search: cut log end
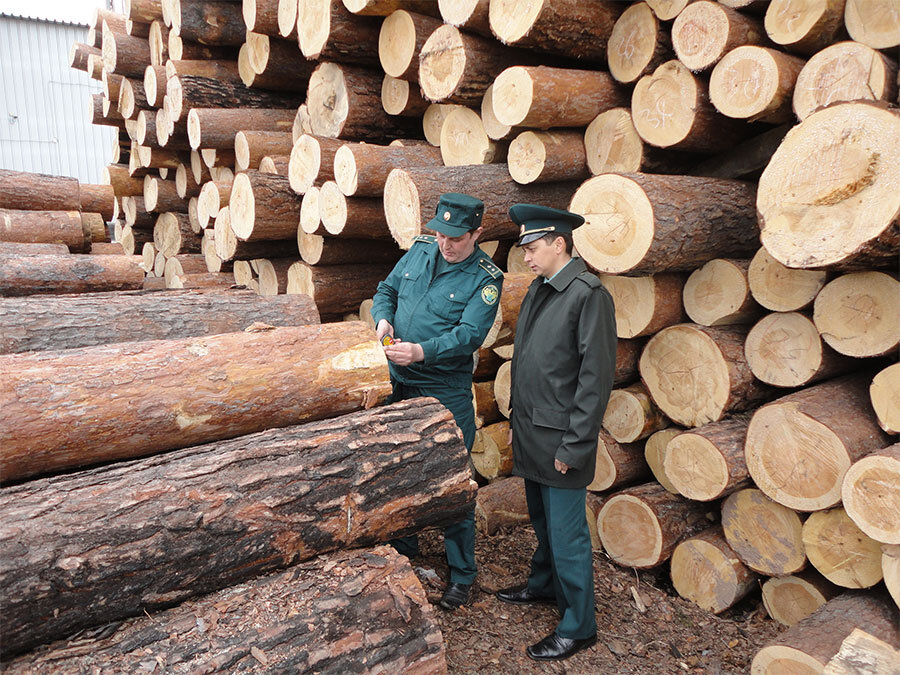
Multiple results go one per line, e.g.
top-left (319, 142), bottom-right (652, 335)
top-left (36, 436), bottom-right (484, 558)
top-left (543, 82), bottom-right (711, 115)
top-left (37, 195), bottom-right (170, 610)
top-left (802, 508), bottom-right (884, 588)
top-left (584, 108), bottom-right (644, 175)
top-left (745, 312), bottom-right (825, 388)
top-left (598, 494), bottom-right (663, 568)
top-left (683, 259), bottom-right (756, 326)
top-left (491, 66), bottom-right (533, 128)
top-left (378, 9), bottom-right (417, 79)
top-left (841, 444), bottom-right (900, 545)
top-left (440, 107), bottom-right (498, 167)
top-left (670, 528), bottom-right (757, 613)
top-left (383, 168), bottom-right (421, 249)
top-left (761, 573), bottom-right (837, 627)
top-left (870, 364), bottom-right (900, 435)
top-left (229, 172), bottom-right (255, 240)
top-left (631, 60), bottom-right (702, 149)
top-left (608, 2), bottom-right (663, 84)
top-left (300, 186), bottom-right (321, 234)
top-left (665, 433), bottom-right (729, 502)
top-left (644, 428), bottom-right (682, 494)
top-left (418, 24), bottom-right (467, 103)
top-left (289, 134), bottom-right (321, 195)
top-left (747, 246), bottom-right (827, 312)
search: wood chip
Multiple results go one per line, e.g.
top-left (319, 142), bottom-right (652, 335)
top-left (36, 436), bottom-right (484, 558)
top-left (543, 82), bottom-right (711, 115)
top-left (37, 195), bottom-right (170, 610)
top-left (631, 586), bottom-right (647, 613)
top-left (250, 646), bottom-right (268, 665)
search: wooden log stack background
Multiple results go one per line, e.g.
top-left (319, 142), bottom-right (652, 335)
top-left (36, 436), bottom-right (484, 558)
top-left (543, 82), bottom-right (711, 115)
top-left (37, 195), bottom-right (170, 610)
top-left (0, 0), bottom-right (898, 669)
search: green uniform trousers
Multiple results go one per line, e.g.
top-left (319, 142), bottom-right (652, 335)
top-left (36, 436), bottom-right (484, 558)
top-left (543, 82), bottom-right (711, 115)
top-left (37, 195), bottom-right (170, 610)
top-left (388, 381), bottom-right (477, 585)
top-left (524, 479), bottom-right (596, 639)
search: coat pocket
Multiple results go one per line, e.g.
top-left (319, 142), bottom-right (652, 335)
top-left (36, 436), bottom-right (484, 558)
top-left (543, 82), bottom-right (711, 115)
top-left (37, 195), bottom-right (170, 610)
top-left (428, 291), bottom-right (468, 323)
top-left (532, 407), bottom-right (569, 431)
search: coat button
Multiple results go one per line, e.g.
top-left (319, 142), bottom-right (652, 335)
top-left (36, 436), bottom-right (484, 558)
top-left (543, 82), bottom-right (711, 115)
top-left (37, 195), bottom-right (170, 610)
top-left (450, 293), bottom-right (454, 298)
top-left (404, 273), bottom-right (409, 277)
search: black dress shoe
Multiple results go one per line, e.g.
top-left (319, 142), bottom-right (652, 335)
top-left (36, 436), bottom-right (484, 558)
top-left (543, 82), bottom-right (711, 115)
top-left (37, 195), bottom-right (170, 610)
top-left (438, 582), bottom-right (470, 610)
top-left (526, 632), bottom-right (597, 661)
top-left (495, 584), bottom-right (556, 606)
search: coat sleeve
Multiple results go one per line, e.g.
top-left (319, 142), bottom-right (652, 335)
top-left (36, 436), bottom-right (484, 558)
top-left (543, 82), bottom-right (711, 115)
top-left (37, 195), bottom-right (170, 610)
top-left (370, 251), bottom-right (412, 328)
top-left (555, 286), bottom-right (617, 470)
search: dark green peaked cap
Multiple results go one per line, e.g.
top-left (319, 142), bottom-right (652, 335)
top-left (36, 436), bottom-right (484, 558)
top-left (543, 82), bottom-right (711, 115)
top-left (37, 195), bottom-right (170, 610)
top-left (509, 203), bottom-right (585, 246)
top-left (426, 193), bottom-right (485, 237)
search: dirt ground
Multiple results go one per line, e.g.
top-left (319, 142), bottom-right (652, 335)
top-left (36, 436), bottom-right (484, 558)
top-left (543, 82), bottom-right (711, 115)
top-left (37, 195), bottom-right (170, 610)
top-left (412, 526), bottom-right (784, 674)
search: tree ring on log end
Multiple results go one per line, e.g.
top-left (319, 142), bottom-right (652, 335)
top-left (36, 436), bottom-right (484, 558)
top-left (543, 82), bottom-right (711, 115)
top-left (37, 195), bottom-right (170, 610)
top-left (597, 495), bottom-right (663, 568)
top-left (747, 247), bottom-right (826, 312)
top-left (598, 274), bottom-right (656, 338)
top-left (745, 312), bottom-right (822, 387)
top-left (631, 60), bottom-right (699, 148)
top-left (670, 538), bottom-right (740, 612)
top-left (480, 83), bottom-right (513, 141)
top-left (289, 134), bottom-right (322, 195)
top-left (683, 259), bottom-right (750, 326)
top-left (419, 24), bottom-right (467, 102)
top-left (229, 172), bottom-right (255, 240)
top-left (802, 508), bottom-right (884, 588)
top-left (608, 2), bottom-right (660, 85)
top-left (508, 131), bottom-right (545, 184)
top-left (319, 181), bottom-right (347, 234)
top-left (761, 575), bottom-right (831, 627)
top-left (585, 108), bottom-right (643, 175)
top-left (602, 389), bottom-right (647, 444)
top-left (298, 0), bottom-right (331, 59)
top-left (186, 108), bottom-right (202, 149)
top-left (441, 107), bottom-right (496, 167)
top-left (307, 63), bottom-right (349, 138)
top-left (333, 145), bottom-right (359, 196)
top-left (299, 186), bottom-right (321, 234)
top-left (672, 1), bottom-right (730, 72)
top-left (709, 46), bottom-right (779, 120)
top-left (488, 0), bottom-right (543, 45)
top-left (665, 433), bottom-right (729, 501)
top-left (870, 363), bottom-right (900, 435)
top-left (383, 168), bottom-right (420, 249)
top-left (491, 66), bottom-right (533, 127)
top-left (842, 450), bottom-right (900, 545)
top-left (286, 260), bottom-right (312, 296)
top-left (844, 0), bottom-right (900, 50)
top-left (381, 74), bottom-right (411, 116)
top-left (646, 0), bottom-right (691, 22)
top-left (379, 10), bottom-right (417, 78)
top-left (587, 433), bottom-right (617, 491)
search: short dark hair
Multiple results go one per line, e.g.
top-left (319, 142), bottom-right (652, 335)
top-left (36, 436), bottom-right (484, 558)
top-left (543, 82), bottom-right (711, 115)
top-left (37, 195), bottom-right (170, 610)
top-left (539, 231), bottom-right (573, 255)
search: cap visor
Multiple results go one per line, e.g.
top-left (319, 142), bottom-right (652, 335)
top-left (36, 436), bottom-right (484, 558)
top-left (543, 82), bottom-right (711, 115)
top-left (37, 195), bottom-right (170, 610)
top-left (516, 232), bottom-right (546, 247)
top-left (427, 218), bottom-right (470, 237)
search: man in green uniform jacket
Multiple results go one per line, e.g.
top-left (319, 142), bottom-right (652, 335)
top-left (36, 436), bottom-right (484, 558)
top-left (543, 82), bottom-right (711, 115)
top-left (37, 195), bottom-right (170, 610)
top-left (371, 192), bottom-right (504, 610)
top-left (496, 204), bottom-right (617, 661)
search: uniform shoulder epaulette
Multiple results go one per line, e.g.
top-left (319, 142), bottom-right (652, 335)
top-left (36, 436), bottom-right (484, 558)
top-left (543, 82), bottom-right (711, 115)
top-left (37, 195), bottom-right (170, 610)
top-left (478, 257), bottom-right (502, 279)
top-left (576, 270), bottom-right (602, 288)
top-left (412, 234), bottom-right (437, 245)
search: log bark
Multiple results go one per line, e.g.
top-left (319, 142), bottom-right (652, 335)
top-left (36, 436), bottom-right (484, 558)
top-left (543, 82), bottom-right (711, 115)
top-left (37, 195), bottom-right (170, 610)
top-left (0, 169), bottom-right (81, 211)
top-left (824, 628), bottom-right (900, 675)
top-left (475, 476), bottom-right (529, 535)
top-left (343, 0), bottom-right (439, 16)
top-left (843, 0), bottom-right (900, 50)
top-left (235, 130), bottom-right (294, 172)
top-left (569, 173), bottom-right (758, 275)
top-left (480, 272), bottom-right (533, 349)
top-left (117, 77), bottom-right (150, 120)
top-left (763, 0), bottom-right (845, 55)
top-left (745, 374), bottom-right (892, 512)
top-left (254, 257), bottom-right (297, 295)
top-left (0, 254), bottom-right (144, 297)
top-left (599, 272), bottom-right (686, 338)
top-left (471, 420), bottom-right (511, 480)
top-left (747, 246), bottom-right (828, 312)
top-left (288, 133), bottom-right (342, 194)
top-left (122, 196), bottom-right (155, 228)
top-left (670, 526), bottom-right (758, 613)
top-left (643, 427), bottom-right (682, 494)
top-left (587, 430), bottom-right (649, 492)
top-left (127, 0), bottom-right (162, 23)
top-left (244, 0), bottom-right (279, 35)
top-left (83, 212), bottom-right (108, 244)
top-left (870, 363), bottom-right (900, 435)
top-left (601, 382), bottom-right (668, 445)
top-left (607, 2), bottom-right (672, 84)
top-left (69, 41), bottom-right (100, 71)
top-left (762, 570), bottom-right (840, 627)
top-left (167, 271), bottom-right (235, 289)
top-left (689, 122), bottom-right (792, 180)
top-left (286, 262), bottom-right (394, 316)
top-left (841, 443), bottom-right (900, 545)
top-left (319, 182), bottom-right (392, 237)
top-left (439, 107), bottom-right (508, 167)
top-left (0, 209), bottom-right (90, 252)
top-left (259, 154), bottom-right (290, 174)
top-left (378, 9), bottom-right (442, 82)
top-left (0, 322), bottom-right (390, 483)
top-left (672, 0), bottom-right (765, 72)
top-left (167, 75), bottom-right (303, 125)
top-left (438, 0), bottom-right (490, 37)
top-left (614, 338), bottom-right (641, 386)
top-left (596, 482), bottom-right (713, 569)
top-left (803, 508), bottom-right (884, 588)
top-left (0, 242), bottom-right (68, 256)
top-left (230, 170), bottom-right (303, 241)
top-left (187, 108), bottom-right (296, 150)
top-left (153, 212), bottom-right (202, 256)
top-left (297, 0), bottom-right (381, 65)
top-left (213, 208), bottom-right (294, 261)
top-left (144, 176), bottom-right (189, 213)
top-left (721, 487), bottom-right (807, 576)
top-left (297, 231), bottom-right (400, 266)
top-left (102, 25), bottom-right (152, 76)
top-left (243, 34), bottom-right (318, 92)
top-left (104, 163), bottom-right (145, 197)
top-left (172, 0), bottom-right (245, 45)
top-left (334, 140), bottom-right (442, 197)
top-left (0, 399), bottom-right (471, 657)
top-left (683, 258), bottom-right (761, 326)
top-left (639, 323), bottom-right (773, 427)
top-left (382, 73), bottom-right (430, 116)
top-left (508, 130), bottom-right (587, 185)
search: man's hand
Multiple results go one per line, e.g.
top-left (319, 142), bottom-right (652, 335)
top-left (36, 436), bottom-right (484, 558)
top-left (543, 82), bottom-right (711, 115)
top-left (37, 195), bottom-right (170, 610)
top-left (384, 340), bottom-right (424, 366)
top-left (375, 319), bottom-right (394, 342)
top-left (554, 458), bottom-right (570, 475)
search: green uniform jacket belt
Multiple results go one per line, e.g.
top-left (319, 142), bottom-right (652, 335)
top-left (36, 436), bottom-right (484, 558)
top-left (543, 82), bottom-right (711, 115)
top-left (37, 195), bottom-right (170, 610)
top-left (510, 257), bottom-right (617, 489)
top-left (371, 236), bottom-right (503, 389)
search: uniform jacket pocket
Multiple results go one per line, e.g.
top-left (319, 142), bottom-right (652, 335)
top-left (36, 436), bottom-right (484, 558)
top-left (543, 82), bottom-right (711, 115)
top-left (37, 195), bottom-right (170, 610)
top-left (532, 407), bottom-right (569, 431)
top-left (428, 292), bottom-right (467, 322)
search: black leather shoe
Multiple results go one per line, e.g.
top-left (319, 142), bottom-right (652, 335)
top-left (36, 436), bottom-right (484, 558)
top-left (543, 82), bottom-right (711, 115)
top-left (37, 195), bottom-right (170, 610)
top-left (495, 584), bottom-right (556, 606)
top-left (438, 582), bottom-right (470, 610)
top-left (526, 633), bottom-right (597, 661)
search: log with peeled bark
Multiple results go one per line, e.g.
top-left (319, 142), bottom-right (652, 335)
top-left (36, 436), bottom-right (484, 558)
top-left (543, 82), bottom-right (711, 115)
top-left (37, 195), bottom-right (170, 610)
top-left (601, 383), bottom-right (668, 445)
top-left (0, 398), bottom-right (471, 657)
top-left (803, 508), bottom-right (884, 588)
top-left (0, 169), bottom-right (81, 211)
top-left (596, 482), bottom-right (714, 569)
top-left (599, 272), bottom-right (685, 339)
top-left (672, 0), bottom-right (765, 72)
top-left (508, 130), bottom-right (587, 185)
top-left (153, 212), bottom-right (200, 256)
top-left (378, 9), bottom-right (442, 82)
top-left (472, 379), bottom-right (500, 429)
top-left (825, 628), bottom-right (900, 675)
top-left (747, 246), bottom-right (827, 312)
top-left (297, 0), bottom-right (380, 65)
top-left (334, 141), bottom-right (442, 197)
top-left (167, 75), bottom-right (303, 125)
top-left (758, 103), bottom-right (900, 270)
top-left (841, 443), bottom-right (900, 545)
top-left (569, 173), bottom-right (758, 275)
top-left (721, 487), bottom-right (807, 576)
top-left (843, 0), bottom-right (900, 49)
top-left (643, 427), bottom-right (681, 494)
top-left (439, 107), bottom-right (508, 167)
top-left (745, 374), bottom-right (892, 512)
top-left (762, 570), bottom-right (840, 627)
top-left (870, 363), bottom-right (900, 435)
top-left (382, 73), bottom-right (429, 116)
top-left (682, 258), bottom-right (761, 326)
top-left (101, 24), bottom-right (152, 76)
top-left (587, 430), bottom-right (649, 493)
top-left (286, 262), bottom-right (393, 316)
top-left (763, 0), bottom-right (845, 55)
top-left (492, 66), bottom-right (626, 130)
top-left (792, 42), bottom-right (897, 122)
top-left (813, 272), bottom-right (900, 358)
top-left (319, 182), bottom-right (392, 237)
top-left (298, 232), bottom-right (399, 267)
top-left (230, 170), bottom-right (304, 241)
top-left (639, 323), bottom-right (772, 427)
top-left (234, 130), bottom-right (293, 171)
top-left (488, 0), bottom-right (620, 62)
top-left (709, 46), bottom-right (806, 124)
top-left (670, 526), bottom-right (758, 613)
top-left (288, 133), bottom-right (341, 194)
top-left (607, 2), bottom-right (672, 85)
top-left (0, 242), bottom-right (68, 256)
top-left (745, 311), bottom-right (855, 388)
top-left (0, 253), bottom-right (144, 297)
top-left (171, 0), bottom-right (244, 45)
top-left (0, 322), bottom-right (390, 483)
top-left (664, 413), bottom-right (753, 502)
top-left (480, 272), bottom-right (533, 350)
top-left (471, 420), bottom-right (511, 480)
top-left (187, 108), bottom-right (296, 150)
top-left (5, 545), bottom-right (446, 673)
top-left (383, 164), bottom-right (576, 248)
top-left (475, 476), bottom-right (529, 535)
top-left (0, 209), bottom-right (90, 252)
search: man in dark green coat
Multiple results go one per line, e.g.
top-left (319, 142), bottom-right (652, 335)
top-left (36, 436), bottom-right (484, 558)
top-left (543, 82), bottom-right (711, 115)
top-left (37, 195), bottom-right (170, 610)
top-left (371, 192), bottom-right (504, 611)
top-left (496, 204), bottom-right (617, 661)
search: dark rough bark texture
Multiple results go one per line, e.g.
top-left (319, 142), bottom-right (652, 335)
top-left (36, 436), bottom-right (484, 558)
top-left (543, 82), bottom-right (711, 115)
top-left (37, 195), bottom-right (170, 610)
top-left (0, 169), bottom-right (81, 211)
top-left (177, 1), bottom-right (245, 45)
top-left (0, 398), bottom-right (474, 657)
top-left (0, 209), bottom-right (90, 252)
top-left (0, 254), bottom-right (144, 297)
top-left (174, 75), bottom-right (304, 116)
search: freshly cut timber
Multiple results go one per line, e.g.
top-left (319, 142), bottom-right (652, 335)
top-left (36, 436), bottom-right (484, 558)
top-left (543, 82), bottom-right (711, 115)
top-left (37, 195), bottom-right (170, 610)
top-left (118, 77), bottom-right (150, 119)
top-left (762, 571), bottom-right (839, 627)
top-left (488, 0), bottom-right (621, 62)
top-left (278, 0), bottom-right (299, 38)
top-left (104, 162), bottom-right (145, 196)
top-left (382, 73), bottom-right (429, 115)
top-left (298, 231), bottom-right (400, 266)
top-left (378, 9), bottom-right (443, 82)
top-left (885, 545), bottom-right (900, 611)
top-left (333, 141), bottom-right (442, 196)
top-left (286, 262), bottom-right (394, 316)
top-left (471, 420), bottom-right (511, 480)
top-left (747, 246), bottom-right (827, 312)
top-left (288, 133), bottom-right (342, 194)
top-left (757, 103), bottom-right (900, 270)
top-left (299, 186), bottom-right (322, 233)
top-left (235, 130), bottom-right (294, 171)
top-left (643, 427), bottom-right (682, 494)
top-left (745, 312), bottom-right (853, 388)
top-left (384, 164), bottom-right (576, 248)
top-left (4, 546), bottom-right (446, 674)
top-left (174, 162), bottom-right (201, 198)
top-left (187, 108), bottom-right (296, 150)
top-left (0, 243), bottom-right (68, 256)
top-left (683, 259), bottom-right (762, 326)
top-left (812, 272), bottom-right (900, 358)
top-left (126, 0), bottom-right (163, 23)
top-left (163, 254), bottom-right (223, 287)
top-left (613, 338), bottom-right (641, 387)
top-left (586, 492), bottom-right (605, 549)
top-left (422, 102), bottom-right (464, 145)
top-left (0, 254), bottom-right (144, 297)
top-left (745, 374), bottom-right (892, 512)
top-left (569, 173), bottom-right (758, 275)
top-left (119, 224), bottom-right (153, 255)
top-left (83, 213), bottom-right (108, 243)
top-left (343, 0), bottom-right (440, 15)
top-left (148, 19), bottom-right (168, 64)
top-left (586, 431), bottom-right (649, 493)
top-left (664, 413), bottom-right (752, 501)
top-left (439, 107), bottom-right (507, 167)
top-left (596, 482), bottom-right (713, 569)
top-left (153, 212), bottom-right (200, 256)
top-left (607, 2), bottom-right (672, 84)
top-left (645, 0), bottom-right (693, 21)
top-left (479, 272), bottom-right (533, 349)
top-left (672, 1), bottom-right (765, 72)
top-left (80, 183), bottom-right (116, 220)
top-left (144, 176), bottom-right (188, 213)
top-left (166, 75), bottom-right (303, 124)
top-left (213, 208), bottom-right (293, 261)
top-left (257, 257), bottom-right (299, 295)
top-left (243, 0), bottom-right (281, 35)
top-left (171, 0), bottom-right (244, 46)
top-left (475, 476), bottom-right (529, 535)
top-left (763, 0), bottom-right (846, 54)
top-left (584, 108), bottom-right (692, 176)
top-left (640, 323), bottom-right (772, 427)
top-left (843, 0), bottom-right (900, 50)
top-left (721, 488), bottom-right (807, 576)
top-left (507, 130), bottom-right (587, 185)
top-left (803, 508), bottom-right (884, 588)
top-left (709, 46), bottom-right (806, 124)
top-left (164, 57), bottom-right (242, 84)
top-left (631, 60), bottom-right (746, 153)
top-left (243, 37), bottom-right (318, 91)
top-left (297, 0), bottom-right (380, 65)
top-left (122, 196), bottom-right (154, 228)
top-left (319, 182), bottom-right (391, 237)
top-left (870, 363), bottom-right (900, 435)
top-left (0, 210), bottom-right (89, 252)
top-left (259, 155), bottom-right (290, 174)
top-left (670, 527), bottom-right (757, 613)
top-left (753, 592), bottom-right (899, 673)
top-left (494, 360), bottom-right (511, 417)
top-left (601, 382), bottom-right (668, 444)
top-left (792, 42), bottom-right (897, 121)
top-left (0, 322), bottom-right (390, 482)
top-left (842, 444), bottom-right (900, 545)
top-left (93, 243), bottom-right (128, 255)
top-left (471, 380), bottom-right (501, 428)
top-left (101, 25), bottom-right (152, 76)
top-left (491, 66), bottom-right (626, 129)
top-left (230, 170), bottom-right (304, 241)
top-left (69, 41), bottom-right (100, 71)
top-left (0, 169), bottom-right (81, 210)
top-left (0, 398), bottom-right (471, 656)
top-left (438, 0), bottom-right (490, 37)
top-left (480, 83), bottom-right (520, 142)
top-left (825, 629), bottom-right (900, 674)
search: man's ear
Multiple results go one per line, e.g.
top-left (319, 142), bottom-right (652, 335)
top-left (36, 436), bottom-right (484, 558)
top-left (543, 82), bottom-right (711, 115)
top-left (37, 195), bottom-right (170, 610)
top-left (471, 226), bottom-right (484, 242)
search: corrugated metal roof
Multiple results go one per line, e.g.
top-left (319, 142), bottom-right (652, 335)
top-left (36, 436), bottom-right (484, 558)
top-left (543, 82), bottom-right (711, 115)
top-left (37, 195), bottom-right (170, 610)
top-left (0, 0), bottom-right (122, 28)
top-left (0, 11), bottom-right (89, 27)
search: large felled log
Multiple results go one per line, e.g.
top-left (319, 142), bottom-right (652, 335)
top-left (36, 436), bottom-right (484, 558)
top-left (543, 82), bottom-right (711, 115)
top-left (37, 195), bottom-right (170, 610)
top-left (213, 209), bottom-right (292, 262)
top-left (119, 223), bottom-right (154, 255)
top-left (607, 2), bottom-right (672, 84)
top-left (601, 382), bottom-right (668, 445)
top-left (871, 363), bottom-right (900, 435)
top-left (243, 34), bottom-right (319, 92)
top-left (721, 488), bottom-right (807, 576)
top-left (803, 508), bottom-right (884, 589)
top-left (0, 209), bottom-right (90, 252)
top-left (472, 380), bottom-right (500, 428)
top-left (645, 0), bottom-right (693, 22)
top-left (842, 443), bottom-right (900, 545)
top-left (171, 0), bottom-right (244, 45)
top-left (0, 322), bottom-right (390, 482)
top-left (439, 107), bottom-right (507, 167)
top-left (144, 176), bottom-right (189, 213)
top-left (569, 173), bottom-right (758, 275)
top-left (824, 628), bottom-right (900, 675)
top-left (0, 242), bottom-right (69, 256)
top-left (80, 183), bottom-right (116, 220)
top-left (600, 273), bottom-right (685, 339)
top-left (234, 130), bottom-right (294, 172)
top-left (187, 108), bottom-right (296, 150)
top-left (471, 420), bottom-right (511, 480)
top-left (197, 178), bottom-right (232, 227)
top-left (104, 162), bottom-right (145, 196)
top-left (670, 526), bottom-right (758, 613)
top-left (69, 41), bottom-right (100, 71)
top-left (0, 398), bottom-right (471, 656)
top-left (0, 254), bottom-right (144, 297)
top-left (643, 427), bottom-right (681, 494)
top-left (672, 0), bottom-right (765, 72)
top-left (758, 103), bottom-right (900, 270)
top-left (747, 246), bottom-right (827, 312)
top-left (297, 0), bottom-right (380, 65)
top-left (379, 9), bottom-right (442, 82)
top-left (683, 258), bottom-right (762, 326)
top-left (343, 0), bottom-right (439, 16)
top-left (288, 133), bottom-right (340, 194)
top-left (334, 141), bottom-right (442, 196)
top-left (763, 0), bottom-right (846, 55)
top-left (597, 482), bottom-right (713, 569)
top-left (885, 545), bottom-right (900, 611)
top-left (762, 570), bottom-right (840, 627)
top-left (813, 272), bottom-right (900, 358)
top-left (230, 170), bottom-right (304, 241)
top-left (475, 476), bottom-right (529, 535)
top-left (153, 212), bottom-right (202, 256)
top-left (639, 323), bottom-right (772, 427)
top-left (102, 24), bottom-right (152, 76)
top-left (319, 182), bottom-right (392, 237)
top-left (584, 108), bottom-right (692, 177)
top-left (167, 75), bottom-right (303, 125)
top-left (507, 130), bottom-right (587, 185)
top-left (0, 169), bottom-right (81, 211)
top-left (587, 430), bottom-right (649, 492)
top-left (745, 374), bottom-right (892, 512)
top-left (298, 231), bottom-right (400, 266)
top-left (286, 262), bottom-right (393, 316)
top-left (382, 73), bottom-right (429, 116)
top-left (843, 0), bottom-right (900, 50)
